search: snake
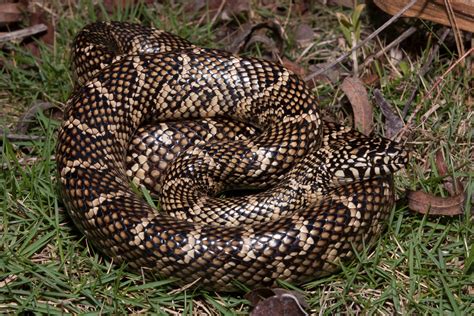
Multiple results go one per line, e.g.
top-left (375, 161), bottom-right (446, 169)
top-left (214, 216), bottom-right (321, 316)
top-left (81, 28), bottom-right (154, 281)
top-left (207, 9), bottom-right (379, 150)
top-left (56, 21), bottom-right (408, 291)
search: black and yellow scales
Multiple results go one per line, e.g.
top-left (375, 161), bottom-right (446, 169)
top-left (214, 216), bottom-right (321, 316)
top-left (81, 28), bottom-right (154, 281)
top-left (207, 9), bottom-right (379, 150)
top-left (56, 21), bottom-right (408, 291)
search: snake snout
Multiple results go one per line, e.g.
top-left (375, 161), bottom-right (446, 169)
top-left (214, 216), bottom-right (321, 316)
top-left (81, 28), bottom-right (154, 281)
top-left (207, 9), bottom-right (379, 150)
top-left (384, 142), bottom-right (409, 171)
top-left (346, 137), bottom-right (408, 179)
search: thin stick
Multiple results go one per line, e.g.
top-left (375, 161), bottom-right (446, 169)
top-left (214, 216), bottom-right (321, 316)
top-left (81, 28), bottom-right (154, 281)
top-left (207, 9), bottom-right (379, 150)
top-left (15, 101), bottom-right (57, 134)
top-left (0, 24), bottom-right (48, 43)
top-left (209, 0), bottom-right (227, 28)
top-left (360, 26), bottom-right (417, 69)
top-left (2, 132), bottom-right (45, 141)
top-left (304, 0), bottom-right (418, 82)
top-left (444, 0), bottom-right (465, 59)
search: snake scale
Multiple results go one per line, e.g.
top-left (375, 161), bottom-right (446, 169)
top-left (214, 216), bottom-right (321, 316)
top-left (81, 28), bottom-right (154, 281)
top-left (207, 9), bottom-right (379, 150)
top-left (57, 21), bottom-right (408, 291)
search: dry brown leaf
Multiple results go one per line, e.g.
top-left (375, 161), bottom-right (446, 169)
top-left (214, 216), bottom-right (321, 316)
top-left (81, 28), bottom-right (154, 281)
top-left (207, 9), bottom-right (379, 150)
top-left (293, 1), bottom-right (312, 15)
top-left (245, 34), bottom-right (280, 57)
top-left (103, 0), bottom-right (154, 13)
top-left (325, 0), bottom-right (356, 8)
top-left (0, 3), bottom-right (24, 25)
top-left (407, 190), bottom-right (465, 216)
top-left (443, 181), bottom-right (466, 198)
top-left (28, 12), bottom-right (54, 45)
top-left (361, 72), bottom-right (380, 87)
top-left (435, 149), bottom-right (449, 177)
top-left (245, 288), bottom-right (276, 306)
top-left (341, 77), bottom-right (373, 135)
top-left (305, 62), bottom-right (343, 88)
top-left (434, 149), bottom-right (465, 196)
top-left (374, 0), bottom-right (474, 33)
top-left (260, 0), bottom-right (310, 15)
top-left (282, 58), bottom-right (306, 77)
top-left (183, 0), bottom-right (206, 13)
top-left (245, 288), bottom-right (309, 316)
top-left (103, 0), bottom-right (133, 13)
top-left (221, 0), bottom-right (250, 20)
top-left (228, 21), bottom-right (285, 56)
top-left (373, 89), bottom-right (404, 139)
top-left (185, 0), bottom-right (249, 23)
top-left (24, 12), bottom-right (53, 57)
top-left (410, 149), bottom-right (465, 216)
top-left (294, 23), bottom-right (314, 47)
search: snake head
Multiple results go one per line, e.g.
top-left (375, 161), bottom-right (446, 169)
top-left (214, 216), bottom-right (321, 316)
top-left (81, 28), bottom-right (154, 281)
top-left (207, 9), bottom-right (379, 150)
top-left (383, 140), bottom-right (409, 171)
top-left (351, 137), bottom-right (409, 180)
top-left (322, 134), bottom-right (409, 186)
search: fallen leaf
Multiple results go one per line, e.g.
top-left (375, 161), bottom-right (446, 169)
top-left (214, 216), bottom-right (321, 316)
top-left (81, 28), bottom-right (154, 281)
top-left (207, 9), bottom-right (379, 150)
top-left (103, 0), bottom-right (130, 13)
top-left (185, 0), bottom-right (249, 24)
top-left (374, 0), bottom-right (474, 33)
top-left (183, 0), bottom-right (207, 13)
top-left (103, 0), bottom-right (154, 13)
top-left (341, 77), bottom-right (373, 135)
top-left (373, 89), bottom-right (404, 139)
top-left (361, 72), bottom-right (380, 87)
top-left (293, 1), bottom-right (312, 15)
top-left (305, 62), bottom-right (343, 88)
top-left (227, 20), bottom-right (285, 56)
top-left (245, 288), bottom-right (276, 306)
top-left (226, 22), bottom-right (252, 52)
top-left (435, 149), bottom-right (448, 176)
top-left (325, 0), bottom-right (356, 8)
top-left (245, 33), bottom-right (280, 58)
top-left (443, 181), bottom-right (466, 198)
top-left (28, 12), bottom-right (54, 46)
top-left (281, 58), bottom-right (306, 77)
top-left (0, 3), bottom-right (24, 25)
top-left (407, 190), bottom-right (464, 216)
top-left (434, 149), bottom-right (465, 196)
top-left (221, 0), bottom-right (250, 20)
top-left (245, 288), bottom-right (309, 316)
top-left (294, 23), bottom-right (314, 47)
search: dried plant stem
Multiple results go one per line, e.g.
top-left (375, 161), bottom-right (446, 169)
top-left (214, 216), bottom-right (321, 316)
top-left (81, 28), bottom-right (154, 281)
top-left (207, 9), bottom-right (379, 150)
top-left (0, 24), bottom-right (47, 43)
top-left (360, 26), bottom-right (417, 69)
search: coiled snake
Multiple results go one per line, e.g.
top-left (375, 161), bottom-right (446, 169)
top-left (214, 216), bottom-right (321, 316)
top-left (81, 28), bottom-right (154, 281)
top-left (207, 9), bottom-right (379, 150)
top-left (57, 22), bottom-right (408, 291)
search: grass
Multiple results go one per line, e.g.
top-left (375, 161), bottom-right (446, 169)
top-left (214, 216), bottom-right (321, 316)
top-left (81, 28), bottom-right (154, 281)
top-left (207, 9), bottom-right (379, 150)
top-left (1, 0), bottom-right (472, 314)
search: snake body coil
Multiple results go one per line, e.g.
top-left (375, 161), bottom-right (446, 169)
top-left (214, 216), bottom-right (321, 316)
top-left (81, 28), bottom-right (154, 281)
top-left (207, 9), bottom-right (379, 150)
top-left (57, 22), bottom-right (408, 291)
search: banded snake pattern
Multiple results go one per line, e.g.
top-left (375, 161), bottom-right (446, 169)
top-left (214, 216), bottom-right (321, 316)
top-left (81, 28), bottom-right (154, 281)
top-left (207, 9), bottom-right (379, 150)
top-left (56, 21), bottom-right (408, 291)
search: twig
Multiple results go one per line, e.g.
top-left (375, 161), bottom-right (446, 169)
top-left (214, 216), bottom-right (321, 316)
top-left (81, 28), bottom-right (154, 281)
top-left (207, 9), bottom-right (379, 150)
top-left (209, 0), bottom-right (227, 27)
top-left (360, 26), bottom-right (417, 69)
top-left (15, 101), bottom-right (58, 134)
top-left (2, 132), bottom-right (46, 141)
top-left (0, 24), bottom-right (48, 43)
top-left (197, 0), bottom-right (226, 27)
top-left (304, 0), bottom-right (418, 82)
top-left (396, 47), bottom-right (474, 142)
top-left (351, 31), bottom-right (359, 77)
top-left (444, 0), bottom-right (465, 60)
top-left (374, 89), bottom-right (404, 139)
top-left (1, 155), bottom-right (55, 169)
